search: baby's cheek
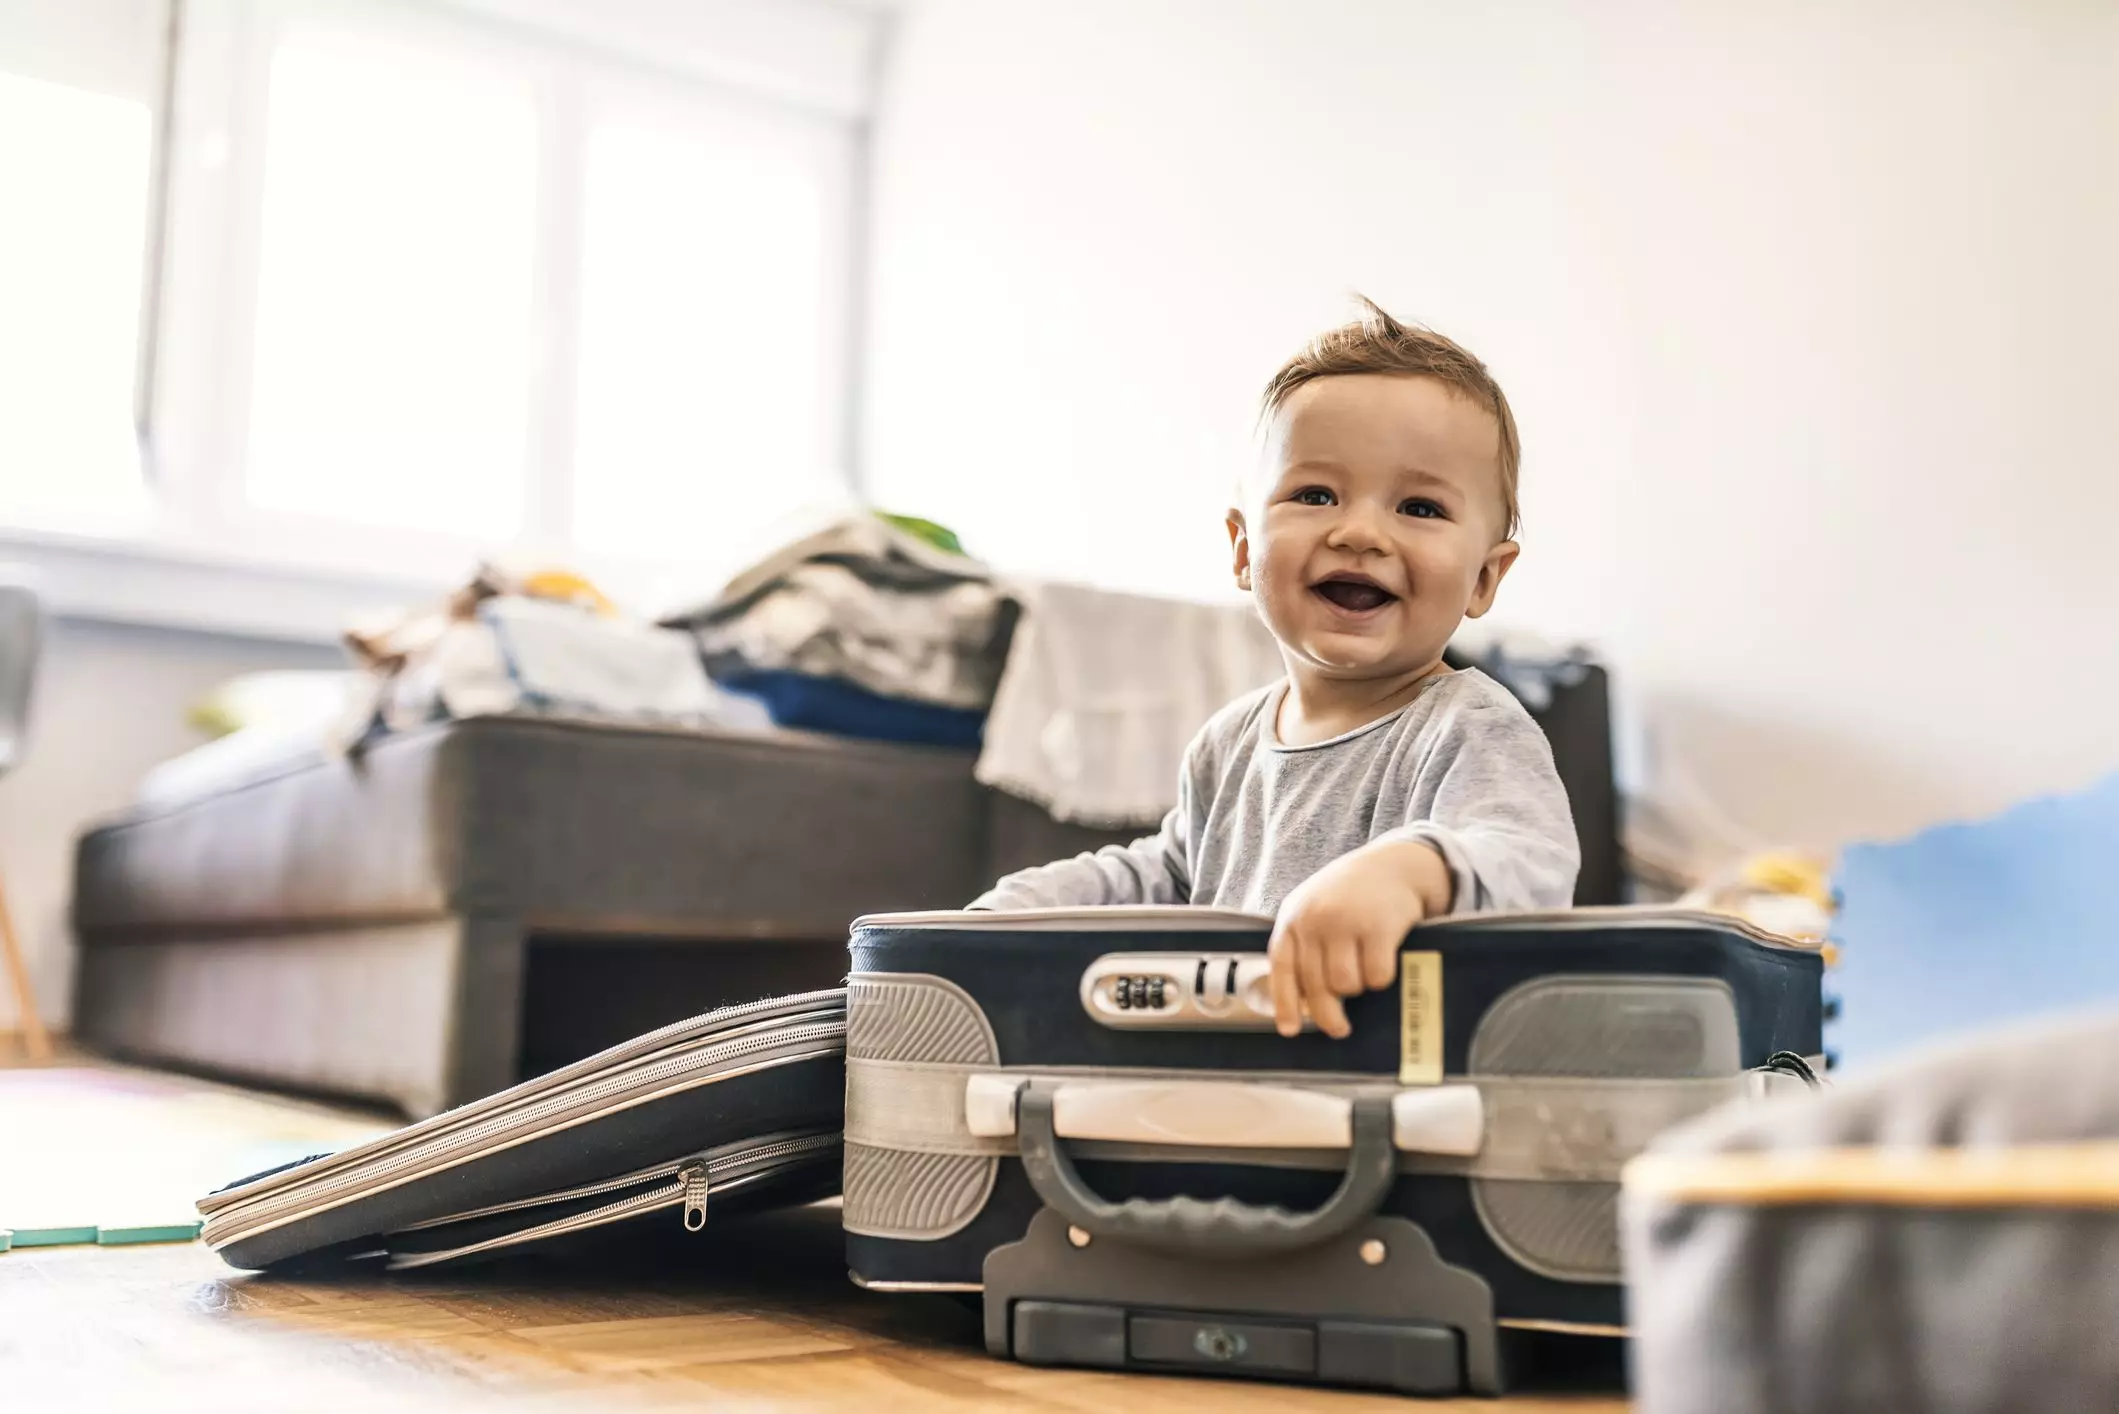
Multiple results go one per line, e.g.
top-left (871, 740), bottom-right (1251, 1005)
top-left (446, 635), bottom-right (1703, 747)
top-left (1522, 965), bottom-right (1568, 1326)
top-left (1254, 550), bottom-right (1308, 604)
top-left (1411, 540), bottom-right (1482, 598)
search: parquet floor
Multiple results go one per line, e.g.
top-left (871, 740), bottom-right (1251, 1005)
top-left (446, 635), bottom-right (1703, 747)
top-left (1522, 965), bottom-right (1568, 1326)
top-left (1, 1205), bottom-right (1626, 1413)
top-left (0, 1047), bottom-right (1626, 1412)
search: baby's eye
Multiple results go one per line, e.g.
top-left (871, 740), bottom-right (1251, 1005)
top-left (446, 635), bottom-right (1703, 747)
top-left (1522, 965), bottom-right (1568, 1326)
top-left (1291, 486), bottom-right (1336, 507)
top-left (1399, 497), bottom-right (1445, 519)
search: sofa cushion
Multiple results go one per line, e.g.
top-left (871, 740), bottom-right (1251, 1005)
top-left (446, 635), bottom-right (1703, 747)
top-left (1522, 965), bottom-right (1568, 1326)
top-left (75, 716), bottom-right (991, 940)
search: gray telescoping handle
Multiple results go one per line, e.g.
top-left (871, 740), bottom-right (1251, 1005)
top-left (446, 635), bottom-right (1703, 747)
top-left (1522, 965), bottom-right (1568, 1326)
top-left (1015, 1086), bottom-right (1397, 1259)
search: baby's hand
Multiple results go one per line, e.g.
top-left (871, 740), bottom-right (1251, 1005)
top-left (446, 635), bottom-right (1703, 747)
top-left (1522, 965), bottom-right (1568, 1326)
top-left (1267, 838), bottom-right (1454, 1038)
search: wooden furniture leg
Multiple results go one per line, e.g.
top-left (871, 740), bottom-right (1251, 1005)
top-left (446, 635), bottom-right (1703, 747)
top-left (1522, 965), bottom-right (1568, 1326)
top-left (0, 864), bottom-right (52, 1062)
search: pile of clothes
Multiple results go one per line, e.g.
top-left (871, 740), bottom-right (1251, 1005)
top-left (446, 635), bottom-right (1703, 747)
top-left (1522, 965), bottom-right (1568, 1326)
top-left (663, 510), bottom-right (1288, 830)
top-left (659, 513), bottom-right (1017, 750)
top-left (336, 563), bottom-right (770, 751)
top-left (304, 512), bottom-right (1286, 838)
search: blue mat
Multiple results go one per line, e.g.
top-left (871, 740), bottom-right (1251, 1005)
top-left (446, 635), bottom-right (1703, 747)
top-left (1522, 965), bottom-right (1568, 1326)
top-left (1832, 770), bottom-right (2119, 1071)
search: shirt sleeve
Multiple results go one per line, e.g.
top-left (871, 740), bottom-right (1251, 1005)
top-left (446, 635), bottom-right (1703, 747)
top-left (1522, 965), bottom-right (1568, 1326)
top-left (1382, 700), bottom-right (1581, 914)
top-left (967, 805), bottom-right (1192, 910)
top-left (967, 731), bottom-right (1206, 910)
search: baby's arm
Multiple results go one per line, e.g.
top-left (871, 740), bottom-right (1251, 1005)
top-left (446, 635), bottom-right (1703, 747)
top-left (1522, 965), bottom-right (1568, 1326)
top-left (1268, 700), bottom-right (1579, 1036)
top-left (1378, 699), bottom-right (1580, 913)
top-left (969, 722), bottom-right (1215, 911)
top-left (969, 802), bottom-right (1191, 909)
top-left (1267, 836), bottom-right (1452, 1037)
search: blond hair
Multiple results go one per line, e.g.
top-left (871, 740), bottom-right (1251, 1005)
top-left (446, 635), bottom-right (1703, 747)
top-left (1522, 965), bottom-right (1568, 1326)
top-left (1260, 296), bottom-right (1521, 538)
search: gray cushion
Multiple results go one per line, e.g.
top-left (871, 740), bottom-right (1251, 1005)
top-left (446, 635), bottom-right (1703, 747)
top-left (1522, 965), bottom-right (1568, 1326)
top-left (75, 716), bottom-right (993, 940)
top-left (1623, 1009), bottom-right (2119, 1414)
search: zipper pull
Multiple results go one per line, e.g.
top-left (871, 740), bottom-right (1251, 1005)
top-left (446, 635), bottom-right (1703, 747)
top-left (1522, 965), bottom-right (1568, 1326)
top-left (679, 1162), bottom-right (709, 1232)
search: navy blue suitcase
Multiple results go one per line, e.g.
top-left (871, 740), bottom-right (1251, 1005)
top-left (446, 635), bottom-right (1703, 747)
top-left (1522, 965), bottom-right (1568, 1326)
top-left (842, 906), bottom-right (1823, 1396)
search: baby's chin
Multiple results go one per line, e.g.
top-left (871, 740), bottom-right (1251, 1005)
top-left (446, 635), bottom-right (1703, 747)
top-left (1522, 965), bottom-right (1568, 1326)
top-left (1293, 634), bottom-right (1433, 678)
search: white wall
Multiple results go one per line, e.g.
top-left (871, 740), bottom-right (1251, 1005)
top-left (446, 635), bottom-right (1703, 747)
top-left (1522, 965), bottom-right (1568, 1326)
top-left (0, 620), bottom-right (340, 1034)
top-left (862, 0), bottom-right (2119, 858)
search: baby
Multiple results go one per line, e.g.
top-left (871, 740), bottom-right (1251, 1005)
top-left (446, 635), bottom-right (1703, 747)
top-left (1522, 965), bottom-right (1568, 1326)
top-left (972, 298), bottom-right (1578, 1038)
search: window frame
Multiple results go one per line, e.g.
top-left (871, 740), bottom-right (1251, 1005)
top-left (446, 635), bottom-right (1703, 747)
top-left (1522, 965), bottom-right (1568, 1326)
top-left (0, 0), bottom-right (873, 640)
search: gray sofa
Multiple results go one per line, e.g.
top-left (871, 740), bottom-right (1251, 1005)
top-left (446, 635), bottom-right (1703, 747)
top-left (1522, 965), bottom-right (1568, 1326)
top-left (72, 662), bottom-right (1620, 1118)
top-left (72, 717), bottom-right (1120, 1116)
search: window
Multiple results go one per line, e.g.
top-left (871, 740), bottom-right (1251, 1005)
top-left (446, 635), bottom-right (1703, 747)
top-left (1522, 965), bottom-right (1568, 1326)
top-left (0, 72), bottom-right (152, 528)
top-left (243, 27), bottom-right (538, 541)
top-left (0, 0), bottom-right (873, 626)
top-left (201, 2), bottom-right (862, 591)
top-left (571, 111), bottom-right (834, 568)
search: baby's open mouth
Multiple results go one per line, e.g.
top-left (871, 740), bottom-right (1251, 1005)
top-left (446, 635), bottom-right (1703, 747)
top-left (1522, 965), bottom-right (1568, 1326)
top-left (1311, 573), bottom-right (1399, 613)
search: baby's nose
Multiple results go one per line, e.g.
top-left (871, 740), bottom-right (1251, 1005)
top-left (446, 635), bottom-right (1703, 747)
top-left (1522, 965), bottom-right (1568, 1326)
top-left (1328, 501), bottom-right (1392, 547)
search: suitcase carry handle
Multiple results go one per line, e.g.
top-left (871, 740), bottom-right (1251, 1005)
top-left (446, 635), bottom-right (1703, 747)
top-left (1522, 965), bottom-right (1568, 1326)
top-left (1016, 1086), bottom-right (1397, 1258)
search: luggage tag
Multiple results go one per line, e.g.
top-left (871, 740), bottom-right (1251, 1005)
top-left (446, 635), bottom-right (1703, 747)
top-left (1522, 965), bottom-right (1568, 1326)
top-left (1399, 951), bottom-right (1443, 1085)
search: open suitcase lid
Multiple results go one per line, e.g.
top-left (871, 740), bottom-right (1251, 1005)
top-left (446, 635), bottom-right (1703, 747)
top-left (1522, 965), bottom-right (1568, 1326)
top-left (195, 989), bottom-right (846, 1264)
top-left (852, 903), bottom-right (1819, 952)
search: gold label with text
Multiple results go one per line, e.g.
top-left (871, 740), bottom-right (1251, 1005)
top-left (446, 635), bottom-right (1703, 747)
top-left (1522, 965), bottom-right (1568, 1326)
top-left (1399, 951), bottom-right (1443, 1086)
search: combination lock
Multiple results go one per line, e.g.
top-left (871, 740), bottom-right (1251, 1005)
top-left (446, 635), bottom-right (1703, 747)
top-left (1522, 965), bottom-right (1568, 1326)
top-left (1111, 975), bottom-right (1170, 1010)
top-left (1078, 952), bottom-right (1299, 1031)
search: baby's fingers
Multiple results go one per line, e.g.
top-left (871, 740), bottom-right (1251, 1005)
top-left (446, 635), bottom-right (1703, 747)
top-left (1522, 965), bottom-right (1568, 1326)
top-left (1360, 927), bottom-right (1400, 991)
top-left (1267, 924), bottom-right (1304, 1037)
top-left (1297, 938), bottom-right (1351, 1039)
top-left (1324, 931), bottom-right (1364, 996)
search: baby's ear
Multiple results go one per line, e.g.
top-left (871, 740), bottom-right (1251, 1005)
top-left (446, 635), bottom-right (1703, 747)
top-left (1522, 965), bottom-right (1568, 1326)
top-left (1465, 539), bottom-right (1520, 619)
top-left (1226, 509), bottom-right (1252, 591)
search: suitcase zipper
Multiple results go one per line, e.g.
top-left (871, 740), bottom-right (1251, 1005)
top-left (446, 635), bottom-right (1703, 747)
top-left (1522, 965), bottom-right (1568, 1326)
top-left (199, 1020), bottom-right (845, 1247)
top-left (200, 1000), bottom-right (843, 1212)
top-left (382, 1131), bottom-right (840, 1271)
top-left (387, 1176), bottom-right (693, 1270)
top-left (199, 992), bottom-right (845, 1214)
top-left (388, 1130), bottom-right (841, 1234)
top-left (679, 1161), bottom-right (709, 1232)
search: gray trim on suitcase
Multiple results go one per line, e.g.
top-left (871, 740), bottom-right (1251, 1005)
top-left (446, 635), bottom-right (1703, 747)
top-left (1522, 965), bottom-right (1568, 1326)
top-left (843, 1056), bottom-right (1756, 1180)
top-left (1465, 973), bottom-right (1740, 1279)
top-left (842, 1143), bottom-right (998, 1240)
top-left (1472, 1179), bottom-right (1623, 1283)
top-left (843, 973), bottom-right (1002, 1240)
top-left (1471, 974), bottom-right (1740, 1078)
top-left (845, 972), bottom-right (998, 1066)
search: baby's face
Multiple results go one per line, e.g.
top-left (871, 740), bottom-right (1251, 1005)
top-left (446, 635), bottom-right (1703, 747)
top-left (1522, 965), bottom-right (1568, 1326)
top-left (1231, 374), bottom-right (1517, 685)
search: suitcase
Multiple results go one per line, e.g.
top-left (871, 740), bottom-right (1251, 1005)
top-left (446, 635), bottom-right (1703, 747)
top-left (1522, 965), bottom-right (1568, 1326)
top-left (199, 990), bottom-right (846, 1272)
top-left (842, 906), bottom-right (1823, 1396)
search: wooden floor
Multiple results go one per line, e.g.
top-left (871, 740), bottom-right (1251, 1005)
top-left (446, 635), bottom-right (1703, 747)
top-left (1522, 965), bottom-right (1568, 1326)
top-left (0, 1204), bottom-right (1625, 1413)
top-left (0, 1044), bottom-right (1626, 1411)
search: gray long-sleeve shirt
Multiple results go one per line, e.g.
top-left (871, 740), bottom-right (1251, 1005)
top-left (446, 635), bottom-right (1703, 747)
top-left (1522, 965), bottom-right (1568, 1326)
top-left (970, 668), bottom-right (1579, 916)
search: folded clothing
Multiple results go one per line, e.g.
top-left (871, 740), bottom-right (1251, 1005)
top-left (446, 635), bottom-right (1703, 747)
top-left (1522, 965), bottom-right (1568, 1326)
top-left (1623, 1007), bottom-right (2119, 1414)
top-left (664, 513), bottom-right (1016, 715)
top-left (976, 580), bottom-right (1284, 830)
top-left (720, 669), bottom-right (987, 749)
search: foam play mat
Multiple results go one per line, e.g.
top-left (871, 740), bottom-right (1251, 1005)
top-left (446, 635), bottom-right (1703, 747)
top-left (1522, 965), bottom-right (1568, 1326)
top-left (1833, 770), bottom-right (2119, 1070)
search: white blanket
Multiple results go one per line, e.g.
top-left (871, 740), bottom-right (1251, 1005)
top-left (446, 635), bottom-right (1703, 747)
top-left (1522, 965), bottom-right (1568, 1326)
top-left (976, 582), bottom-right (1284, 830)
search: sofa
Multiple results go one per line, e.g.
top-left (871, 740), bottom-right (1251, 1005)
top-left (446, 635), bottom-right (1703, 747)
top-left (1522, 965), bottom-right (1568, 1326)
top-left (72, 662), bottom-right (1620, 1117)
